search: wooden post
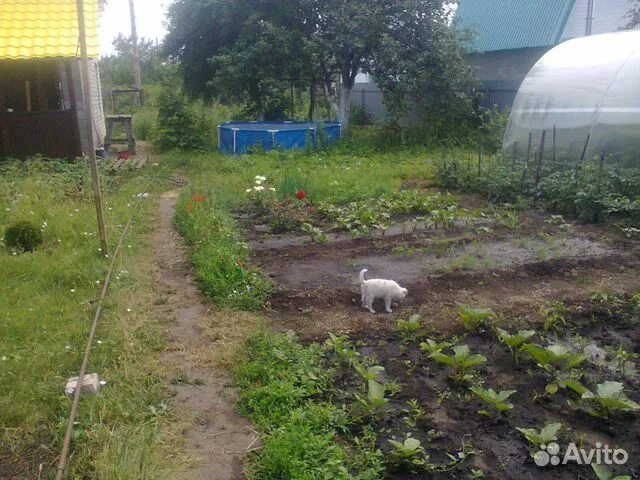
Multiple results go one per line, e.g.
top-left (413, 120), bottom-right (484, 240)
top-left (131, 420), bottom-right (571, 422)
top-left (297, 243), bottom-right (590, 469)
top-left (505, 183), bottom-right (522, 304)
top-left (25, 81), bottom-right (32, 112)
top-left (76, 0), bottom-right (109, 259)
top-left (576, 133), bottom-right (591, 187)
top-left (535, 130), bottom-right (546, 187)
top-left (523, 132), bottom-right (532, 181)
top-left (552, 124), bottom-right (556, 166)
top-left (129, 0), bottom-right (143, 106)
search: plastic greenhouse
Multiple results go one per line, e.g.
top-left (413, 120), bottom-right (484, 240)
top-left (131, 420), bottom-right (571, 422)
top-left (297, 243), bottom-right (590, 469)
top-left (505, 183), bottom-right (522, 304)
top-left (503, 31), bottom-right (640, 169)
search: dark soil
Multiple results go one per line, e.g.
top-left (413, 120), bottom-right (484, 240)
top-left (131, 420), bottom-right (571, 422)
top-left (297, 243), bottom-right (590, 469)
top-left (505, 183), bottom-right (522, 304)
top-left (329, 302), bottom-right (640, 479)
top-left (240, 193), bottom-right (640, 479)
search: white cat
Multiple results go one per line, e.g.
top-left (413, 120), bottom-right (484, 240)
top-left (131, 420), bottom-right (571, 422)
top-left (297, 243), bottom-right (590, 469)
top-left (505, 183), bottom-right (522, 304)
top-left (359, 269), bottom-right (407, 314)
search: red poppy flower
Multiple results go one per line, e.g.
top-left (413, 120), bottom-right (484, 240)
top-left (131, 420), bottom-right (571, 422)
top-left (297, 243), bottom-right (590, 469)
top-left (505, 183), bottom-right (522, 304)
top-left (193, 193), bottom-right (207, 202)
top-left (296, 190), bottom-right (307, 200)
top-left (236, 257), bottom-right (245, 268)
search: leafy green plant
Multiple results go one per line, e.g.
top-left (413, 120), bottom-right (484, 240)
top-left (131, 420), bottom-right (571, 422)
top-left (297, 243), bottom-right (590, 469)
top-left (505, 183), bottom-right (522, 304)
top-left (388, 437), bottom-right (429, 468)
top-left (540, 301), bottom-right (569, 332)
top-left (496, 209), bottom-right (520, 229)
top-left (496, 328), bottom-right (535, 362)
top-left (300, 222), bottom-right (328, 244)
top-left (419, 338), bottom-right (453, 355)
top-left (581, 381), bottom-right (640, 417)
top-left (355, 364), bottom-right (385, 382)
top-left (396, 314), bottom-right (422, 341)
top-left (610, 344), bottom-right (639, 377)
top-left (516, 423), bottom-right (562, 450)
top-left (429, 345), bottom-right (487, 384)
top-left (356, 380), bottom-right (389, 412)
top-left (4, 220), bottom-right (44, 252)
top-left (458, 303), bottom-right (495, 332)
top-left (592, 464), bottom-right (631, 480)
top-left (469, 386), bottom-right (516, 416)
top-left (521, 343), bottom-right (587, 394)
top-left (403, 399), bottom-right (427, 429)
top-left (325, 333), bottom-right (360, 366)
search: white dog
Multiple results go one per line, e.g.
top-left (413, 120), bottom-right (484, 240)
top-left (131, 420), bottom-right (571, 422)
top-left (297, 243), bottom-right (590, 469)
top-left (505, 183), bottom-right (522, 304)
top-left (359, 269), bottom-right (407, 314)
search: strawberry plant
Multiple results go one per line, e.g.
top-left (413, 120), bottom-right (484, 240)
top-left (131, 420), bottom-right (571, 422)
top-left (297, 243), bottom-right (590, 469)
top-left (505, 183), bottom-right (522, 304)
top-left (521, 343), bottom-right (587, 393)
top-left (592, 464), bottom-right (631, 480)
top-left (396, 314), bottom-right (423, 343)
top-left (429, 345), bottom-right (487, 385)
top-left (355, 364), bottom-right (385, 382)
top-left (356, 380), bottom-right (389, 412)
top-left (496, 328), bottom-right (535, 362)
top-left (458, 304), bottom-right (495, 332)
top-left (325, 333), bottom-right (360, 366)
top-left (300, 222), bottom-right (328, 244)
top-left (540, 301), bottom-right (568, 332)
top-left (516, 422), bottom-right (562, 453)
top-left (469, 386), bottom-right (517, 417)
top-left (581, 381), bottom-right (640, 417)
top-left (387, 437), bottom-right (429, 469)
top-left (419, 338), bottom-right (453, 355)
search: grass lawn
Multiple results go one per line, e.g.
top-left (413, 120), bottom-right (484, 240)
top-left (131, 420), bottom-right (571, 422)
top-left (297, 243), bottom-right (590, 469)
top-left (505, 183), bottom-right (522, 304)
top-left (0, 160), bottom-right (182, 478)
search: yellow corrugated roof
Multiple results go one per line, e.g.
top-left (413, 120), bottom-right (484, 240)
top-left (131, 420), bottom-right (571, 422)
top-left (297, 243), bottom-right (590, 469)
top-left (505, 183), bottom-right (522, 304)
top-left (0, 0), bottom-right (100, 59)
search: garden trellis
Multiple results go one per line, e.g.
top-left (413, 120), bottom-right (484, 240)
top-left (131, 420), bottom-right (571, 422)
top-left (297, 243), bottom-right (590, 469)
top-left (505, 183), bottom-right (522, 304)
top-left (503, 30), bottom-right (640, 175)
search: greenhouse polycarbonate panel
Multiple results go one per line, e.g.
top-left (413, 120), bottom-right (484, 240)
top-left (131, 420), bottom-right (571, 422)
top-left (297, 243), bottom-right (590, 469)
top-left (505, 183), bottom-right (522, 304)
top-left (503, 30), bottom-right (640, 167)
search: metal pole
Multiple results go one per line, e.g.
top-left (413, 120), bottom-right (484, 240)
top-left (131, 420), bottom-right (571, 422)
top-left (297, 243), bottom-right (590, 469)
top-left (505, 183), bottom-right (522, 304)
top-left (76, 0), bottom-right (109, 257)
top-left (129, 0), bottom-right (143, 105)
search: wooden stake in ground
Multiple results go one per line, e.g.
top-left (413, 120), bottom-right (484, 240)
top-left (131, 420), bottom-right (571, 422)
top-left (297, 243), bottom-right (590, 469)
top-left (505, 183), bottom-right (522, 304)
top-left (129, 0), bottom-right (143, 105)
top-left (76, 0), bottom-right (109, 256)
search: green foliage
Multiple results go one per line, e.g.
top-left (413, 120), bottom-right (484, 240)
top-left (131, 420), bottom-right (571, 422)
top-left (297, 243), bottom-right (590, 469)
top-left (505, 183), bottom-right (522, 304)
top-left (592, 464), bottom-right (632, 480)
top-left (516, 423), bottom-right (562, 450)
top-left (0, 158), bottom-right (176, 477)
top-left (540, 301), bottom-right (568, 332)
top-left (429, 345), bottom-right (487, 385)
top-left (469, 386), bottom-right (517, 416)
top-left (396, 314), bottom-right (423, 342)
top-left (419, 338), bottom-right (453, 355)
top-left (301, 222), bottom-right (328, 244)
top-left (325, 333), bottom-right (361, 367)
top-left (354, 365), bottom-right (385, 382)
top-left (521, 343), bottom-right (587, 393)
top-left (581, 381), bottom-right (640, 418)
top-left (318, 190), bottom-right (459, 237)
top-left (153, 88), bottom-right (207, 152)
top-left (4, 220), bottom-right (43, 252)
top-left (174, 190), bottom-right (272, 309)
top-left (496, 328), bottom-right (535, 362)
top-left (457, 303), bottom-right (495, 332)
top-left (610, 344), bottom-right (639, 377)
top-left (387, 437), bottom-right (429, 469)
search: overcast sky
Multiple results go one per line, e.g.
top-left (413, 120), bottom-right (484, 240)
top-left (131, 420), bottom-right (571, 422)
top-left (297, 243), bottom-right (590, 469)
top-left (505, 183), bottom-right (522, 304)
top-left (100, 0), bottom-right (169, 56)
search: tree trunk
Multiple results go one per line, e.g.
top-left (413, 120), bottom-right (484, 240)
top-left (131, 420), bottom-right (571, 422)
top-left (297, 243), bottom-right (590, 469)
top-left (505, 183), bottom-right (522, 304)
top-left (338, 76), bottom-right (353, 132)
top-left (308, 79), bottom-right (316, 121)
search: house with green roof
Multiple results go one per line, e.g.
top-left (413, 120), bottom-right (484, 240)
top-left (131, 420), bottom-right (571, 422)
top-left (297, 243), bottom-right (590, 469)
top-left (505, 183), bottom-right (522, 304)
top-left (455, 0), bottom-right (630, 110)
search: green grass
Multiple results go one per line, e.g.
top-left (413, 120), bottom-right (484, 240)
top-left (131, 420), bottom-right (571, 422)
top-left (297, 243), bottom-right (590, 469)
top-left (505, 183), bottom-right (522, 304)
top-left (235, 331), bottom-right (384, 480)
top-left (0, 159), bottom-right (179, 478)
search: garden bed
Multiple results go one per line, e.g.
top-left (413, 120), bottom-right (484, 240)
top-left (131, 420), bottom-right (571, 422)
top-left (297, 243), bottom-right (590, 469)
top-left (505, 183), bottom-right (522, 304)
top-left (236, 187), bottom-right (640, 478)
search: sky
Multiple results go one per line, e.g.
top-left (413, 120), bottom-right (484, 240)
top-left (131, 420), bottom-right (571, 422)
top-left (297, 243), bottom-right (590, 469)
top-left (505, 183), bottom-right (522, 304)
top-left (100, 0), bottom-right (169, 57)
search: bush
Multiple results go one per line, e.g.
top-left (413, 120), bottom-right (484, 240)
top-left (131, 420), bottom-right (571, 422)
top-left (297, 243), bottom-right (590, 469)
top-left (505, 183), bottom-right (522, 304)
top-left (153, 88), bottom-right (206, 152)
top-left (4, 221), bottom-right (43, 252)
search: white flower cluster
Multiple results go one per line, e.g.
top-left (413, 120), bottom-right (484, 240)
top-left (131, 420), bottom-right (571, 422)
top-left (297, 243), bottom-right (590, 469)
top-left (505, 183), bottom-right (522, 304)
top-left (246, 175), bottom-right (276, 194)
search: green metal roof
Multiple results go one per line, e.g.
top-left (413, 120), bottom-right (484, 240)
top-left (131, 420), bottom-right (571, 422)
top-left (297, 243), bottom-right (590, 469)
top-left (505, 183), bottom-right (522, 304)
top-left (455, 0), bottom-right (576, 52)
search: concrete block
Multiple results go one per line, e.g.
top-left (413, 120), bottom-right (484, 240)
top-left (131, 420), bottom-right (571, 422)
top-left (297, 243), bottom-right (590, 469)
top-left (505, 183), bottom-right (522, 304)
top-left (65, 373), bottom-right (101, 396)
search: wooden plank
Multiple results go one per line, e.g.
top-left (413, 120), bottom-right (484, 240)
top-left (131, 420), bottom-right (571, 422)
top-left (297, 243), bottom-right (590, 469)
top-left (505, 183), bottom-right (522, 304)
top-left (112, 158), bottom-right (127, 170)
top-left (134, 156), bottom-right (146, 168)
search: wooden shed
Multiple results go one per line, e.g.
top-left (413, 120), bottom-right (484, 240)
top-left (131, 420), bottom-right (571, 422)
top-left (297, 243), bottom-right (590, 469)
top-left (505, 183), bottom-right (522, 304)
top-left (0, 0), bottom-right (106, 159)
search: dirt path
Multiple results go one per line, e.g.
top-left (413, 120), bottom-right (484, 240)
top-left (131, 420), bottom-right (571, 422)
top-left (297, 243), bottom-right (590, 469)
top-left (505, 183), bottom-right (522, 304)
top-left (153, 191), bottom-right (254, 480)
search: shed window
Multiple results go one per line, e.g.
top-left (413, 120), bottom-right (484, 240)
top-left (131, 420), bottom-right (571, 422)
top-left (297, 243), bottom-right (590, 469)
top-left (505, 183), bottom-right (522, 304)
top-left (0, 60), bottom-right (64, 113)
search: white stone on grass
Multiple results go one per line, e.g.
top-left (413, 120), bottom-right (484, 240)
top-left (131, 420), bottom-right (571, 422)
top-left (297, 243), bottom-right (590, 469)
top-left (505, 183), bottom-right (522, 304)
top-left (65, 373), bottom-right (102, 396)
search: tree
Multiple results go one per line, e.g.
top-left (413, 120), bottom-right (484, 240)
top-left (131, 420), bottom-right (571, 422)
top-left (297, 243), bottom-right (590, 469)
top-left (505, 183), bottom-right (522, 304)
top-left (163, 0), bottom-right (476, 131)
top-left (624, 0), bottom-right (640, 29)
top-left (370, 0), bottom-right (477, 135)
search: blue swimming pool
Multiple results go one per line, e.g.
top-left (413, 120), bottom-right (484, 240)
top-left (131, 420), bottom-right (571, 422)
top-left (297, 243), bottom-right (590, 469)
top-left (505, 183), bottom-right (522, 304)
top-left (218, 121), bottom-right (342, 154)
